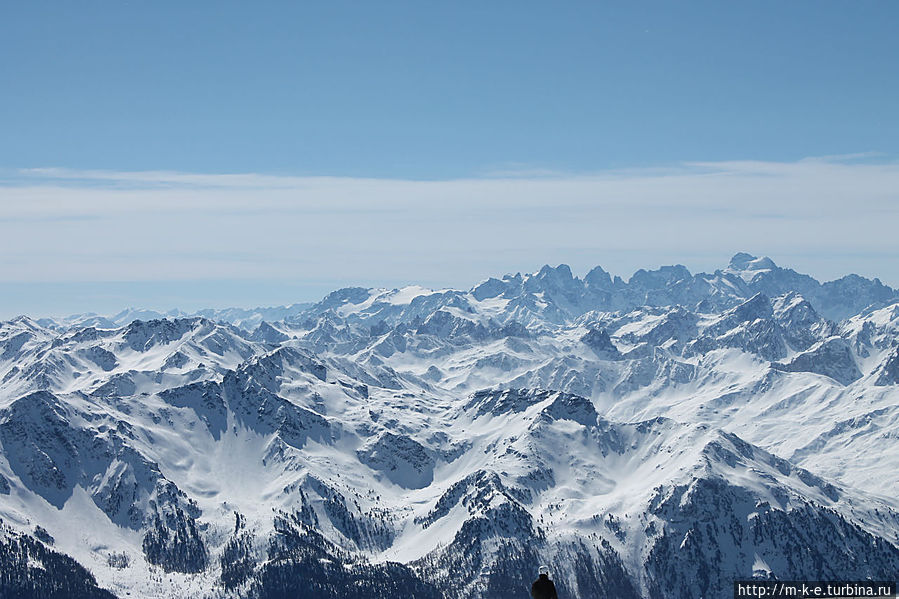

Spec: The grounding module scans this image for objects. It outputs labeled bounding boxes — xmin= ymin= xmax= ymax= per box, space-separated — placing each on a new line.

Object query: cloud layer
xmin=2 ymin=157 xmax=898 ymax=301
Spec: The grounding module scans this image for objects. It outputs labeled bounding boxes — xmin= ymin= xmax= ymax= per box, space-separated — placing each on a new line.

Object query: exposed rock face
xmin=875 ymin=346 xmax=899 ymax=386
xmin=772 ymin=337 xmax=863 ymax=385
xmin=581 ymin=327 xmax=622 ymax=360
xmin=357 ymin=432 xmax=436 ymax=489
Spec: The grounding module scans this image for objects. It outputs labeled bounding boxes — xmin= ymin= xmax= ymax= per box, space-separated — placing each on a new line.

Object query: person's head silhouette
xmin=531 ymin=566 xmax=558 ymax=599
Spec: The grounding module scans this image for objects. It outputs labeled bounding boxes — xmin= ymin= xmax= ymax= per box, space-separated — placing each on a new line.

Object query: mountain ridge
xmin=2 ymin=253 xmax=899 ymax=598
xmin=31 ymin=253 xmax=899 ymax=331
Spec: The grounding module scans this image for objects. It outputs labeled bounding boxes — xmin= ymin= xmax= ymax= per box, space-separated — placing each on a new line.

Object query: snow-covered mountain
xmin=2 ymin=253 xmax=899 ymax=598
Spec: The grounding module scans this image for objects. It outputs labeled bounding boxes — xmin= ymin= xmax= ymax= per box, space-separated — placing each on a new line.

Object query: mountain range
xmin=2 ymin=253 xmax=899 ymax=598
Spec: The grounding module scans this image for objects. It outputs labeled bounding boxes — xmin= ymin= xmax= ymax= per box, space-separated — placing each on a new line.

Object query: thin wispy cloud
xmin=2 ymin=157 xmax=898 ymax=296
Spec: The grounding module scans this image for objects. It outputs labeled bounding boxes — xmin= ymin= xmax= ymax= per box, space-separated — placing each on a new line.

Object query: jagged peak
xmin=584 ymin=264 xmax=613 ymax=288
xmin=250 ymin=320 xmax=290 ymax=343
xmin=466 ymin=387 xmax=558 ymax=417
xmin=236 ymin=345 xmax=327 ymax=387
xmin=581 ymin=327 xmax=622 ymax=359
xmin=730 ymin=292 xmax=774 ymax=320
xmin=316 ymin=286 xmax=374 ymax=308
xmin=470 ymin=277 xmax=507 ymax=300
xmin=10 ymin=314 xmax=37 ymax=325
xmin=124 ymin=315 xmax=213 ymax=332
xmin=531 ymin=263 xmax=575 ymax=282
xmin=119 ymin=316 xmax=219 ymax=353
xmin=0 ymin=390 xmax=67 ymax=424
xmin=728 ymin=252 xmax=777 ymax=271
xmin=539 ymin=391 xmax=598 ymax=426
xmin=628 ymin=264 xmax=692 ymax=287
xmin=3 ymin=315 xmax=49 ymax=335
xmin=772 ymin=290 xmax=814 ymax=313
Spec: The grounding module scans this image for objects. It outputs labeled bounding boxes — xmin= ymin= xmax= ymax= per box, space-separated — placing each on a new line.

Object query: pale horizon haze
xmin=2 ymin=2 xmax=897 ymax=318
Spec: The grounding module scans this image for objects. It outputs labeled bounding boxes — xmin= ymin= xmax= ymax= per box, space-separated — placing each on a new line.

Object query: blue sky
xmin=1 ymin=2 xmax=898 ymax=317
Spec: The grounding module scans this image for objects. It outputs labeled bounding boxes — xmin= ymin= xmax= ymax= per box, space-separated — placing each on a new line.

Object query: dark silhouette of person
xmin=531 ymin=570 xmax=558 ymax=599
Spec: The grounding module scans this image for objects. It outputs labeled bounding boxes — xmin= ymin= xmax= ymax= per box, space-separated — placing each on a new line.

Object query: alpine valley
xmin=2 ymin=253 xmax=899 ymax=599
